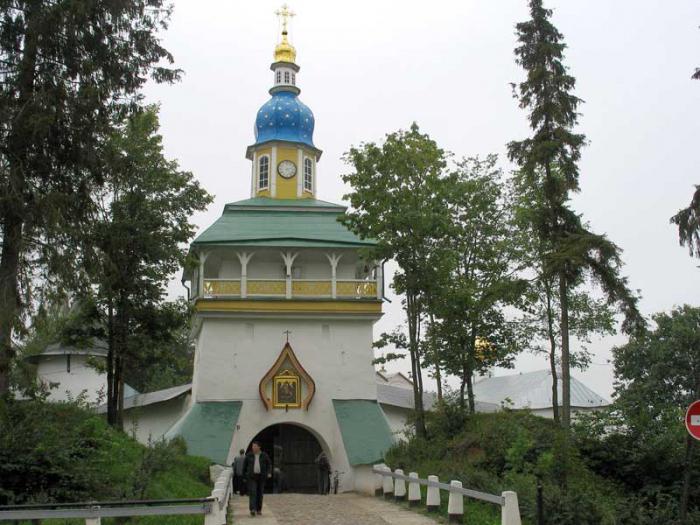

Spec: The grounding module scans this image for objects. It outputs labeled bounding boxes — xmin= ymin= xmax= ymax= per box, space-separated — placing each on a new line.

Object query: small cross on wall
xmin=283 ymin=330 xmax=292 ymax=343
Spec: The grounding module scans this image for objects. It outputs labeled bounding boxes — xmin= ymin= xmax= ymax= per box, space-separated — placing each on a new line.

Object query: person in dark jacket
xmin=232 ymin=449 xmax=246 ymax=495
xmin=315 ymin=451 xmax=331 ymax=494
xmin=242 ymin=441 xmax=272 ymax=516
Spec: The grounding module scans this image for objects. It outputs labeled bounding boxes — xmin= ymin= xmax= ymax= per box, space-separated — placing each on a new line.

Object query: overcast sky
xmin=150 ymin=0 xmax=700 ymax=399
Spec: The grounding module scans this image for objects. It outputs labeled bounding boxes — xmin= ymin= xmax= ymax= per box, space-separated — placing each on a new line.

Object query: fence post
xmin=448 ymin=480 xmax=464 ymax=523
xmin=394 ymin=469 xmax=406 ymax=501
xmin=382 ymin=467 xmax=394 ymax=499
xmin=85 ymin=506 xmax=101 ymax=525
xmin=408 ymin=472 xmax=421 ymax=507
xmin=373 ymin=464 xmax=385 ymax=496
xmin=426 ymin=475 xmax=440 ymax=512
xmin=501 ymin=491 xmax=522 ymax=525
xmin=203 ymin=500 xmax=222 ymax=525
xmin=373 ymin=464 xmax=384 ymax=496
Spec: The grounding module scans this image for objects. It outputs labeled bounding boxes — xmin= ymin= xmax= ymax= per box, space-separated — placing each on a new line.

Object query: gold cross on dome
xmin=276 ymin=4 xmax=295 ymax=34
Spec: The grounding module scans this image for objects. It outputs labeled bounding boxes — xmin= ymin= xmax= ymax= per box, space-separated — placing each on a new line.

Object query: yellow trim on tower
xmin=195 ymin=299 xmax=382 ymax=315
xmin=275 ymin=146 xmax=299 ymax=199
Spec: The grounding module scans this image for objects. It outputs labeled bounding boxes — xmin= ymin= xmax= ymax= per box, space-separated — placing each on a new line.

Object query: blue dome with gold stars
xmin=254 ymin=91 xmax=315 ymax=148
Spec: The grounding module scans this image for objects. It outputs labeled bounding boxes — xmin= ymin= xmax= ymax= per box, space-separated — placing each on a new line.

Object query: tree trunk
xmin=459 ymin=361 xmax=467 ymax=410
xmin=467 ymin=327 xmax=477 ymax=414
xmin=117 ymin=358 xmax=125 ymax=430
xmin=114 ymin=299 xmax=128 ymax=431
xmin=466 ymin=368 xmax=475 ymax=414
xmin=544 ymin=281 xmax=559 ymax=424
xmin=428 ymin=314 xmax=443 ymax=402
xmin=680 ymin=432 xmax=695 ymax=523
xmin=114 ymin=352 xmax=123 ymax=430
xmin=107 ymin=298 xmax=116 ymax=426
xmin=434 ymin=360 xmax=443 ymax=402
xmin=0 ymin=1 xmax=40 ymax=396
xmin=0 ymin=215 xmax=22 ymax=396
xmin=558 ymin=273 xmax=571 ymax=429
xmin=406 ymin=293 xmax=426 ymax=438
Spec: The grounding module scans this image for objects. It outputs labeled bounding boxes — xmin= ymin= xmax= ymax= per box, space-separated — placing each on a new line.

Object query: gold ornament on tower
xmin=274 ymin=4 xmax=296 ymax=63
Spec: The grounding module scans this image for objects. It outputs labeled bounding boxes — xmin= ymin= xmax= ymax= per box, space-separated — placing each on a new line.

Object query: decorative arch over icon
xmin=259 ymin=342 xmax=315 ymax=410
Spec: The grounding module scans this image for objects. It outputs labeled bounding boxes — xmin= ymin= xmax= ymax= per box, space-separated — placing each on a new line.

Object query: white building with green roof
xmin=164 ymin=11 xmax=394 ymax=494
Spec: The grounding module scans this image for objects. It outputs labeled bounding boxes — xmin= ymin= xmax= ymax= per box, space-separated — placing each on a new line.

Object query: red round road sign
xmin=686 ymin=400 xmax=700 ymax=441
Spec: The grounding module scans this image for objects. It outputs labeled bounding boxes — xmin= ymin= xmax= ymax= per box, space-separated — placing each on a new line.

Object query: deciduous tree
xmin=79 ymin=107 xmax=210 ymax=427
xmin=432 ymin=156 xmax=527 ymax=413
xmin=342 ymin=124 xmax=451 ymax=437
xmin=612 ymin=305 xmax=700 ymax=522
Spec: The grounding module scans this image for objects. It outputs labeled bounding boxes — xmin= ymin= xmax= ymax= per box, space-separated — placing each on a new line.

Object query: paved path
xmin=229 ymin=493 xmax=440 ymax=525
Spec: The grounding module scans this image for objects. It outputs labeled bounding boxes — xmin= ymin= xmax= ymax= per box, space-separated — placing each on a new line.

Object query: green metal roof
xmin=333 ymin=399 xmax=394 ymax=466
xmin=192 ymin=197 xmax=374 ymax=248
xmin=225 ymin=197 xmax=344 ymax=210
xmin=165 ymin=401 xmax=241 ymax=464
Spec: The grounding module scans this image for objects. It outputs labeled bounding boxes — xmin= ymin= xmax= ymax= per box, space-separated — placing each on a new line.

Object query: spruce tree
xmin=671 ymin=187 xmax=700 ymax=257
xmin=0 ymin=0 xmax=179 ymax=396
xmin=508 ymin=0 xmax=644 ymax=429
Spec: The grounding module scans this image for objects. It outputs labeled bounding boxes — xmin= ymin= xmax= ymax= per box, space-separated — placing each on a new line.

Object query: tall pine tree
xmin=508 ymin=0 xmax=644 ymax=430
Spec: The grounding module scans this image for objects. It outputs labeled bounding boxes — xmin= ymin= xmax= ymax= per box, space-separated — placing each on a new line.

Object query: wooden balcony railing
xmin=337 ymin=280 xmax=377 ymax=298
xmin=201 ymin=278 xmax=379 ymax=300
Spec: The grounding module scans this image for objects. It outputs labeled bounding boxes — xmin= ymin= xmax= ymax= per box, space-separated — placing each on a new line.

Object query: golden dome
xmin=274 ymin=31 xmax=296 ymax=63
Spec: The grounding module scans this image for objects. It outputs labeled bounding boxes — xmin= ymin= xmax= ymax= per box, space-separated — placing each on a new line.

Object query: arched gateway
xmin=249 ymin=423 xmax=323 ymax=493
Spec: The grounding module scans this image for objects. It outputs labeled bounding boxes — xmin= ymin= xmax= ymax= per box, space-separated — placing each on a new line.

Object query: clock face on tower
xmin=277 ymin=160 xmax=297 ymax=179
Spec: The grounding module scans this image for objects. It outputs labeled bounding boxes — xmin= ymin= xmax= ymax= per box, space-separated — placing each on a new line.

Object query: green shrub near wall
xmin=385 ymin=409 xmax=633 ymax=525
xmin=0 ymin=399 xmax=212 ymax=525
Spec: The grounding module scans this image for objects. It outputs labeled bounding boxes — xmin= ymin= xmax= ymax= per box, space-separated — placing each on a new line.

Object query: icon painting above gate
xmin=259 ymin=342 xmax=315 ymax=410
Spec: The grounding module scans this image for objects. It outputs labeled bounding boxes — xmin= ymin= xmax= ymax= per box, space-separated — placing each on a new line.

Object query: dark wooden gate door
xmin=250 ymin=423 xmax=322 ymax=493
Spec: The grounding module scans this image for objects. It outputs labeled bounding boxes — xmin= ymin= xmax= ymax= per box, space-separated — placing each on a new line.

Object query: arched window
xmin=276 ymin=71 xmax=281 ymax=84
xmin=292 ymin=73 xmax=296 ymax=85
xmin=284 ymin=71 xmax=290 ymax=84
xmin=304 ymin=158 xmax=313 ymax=192
xmin=258 ymin=156 xmax=270 ymax=190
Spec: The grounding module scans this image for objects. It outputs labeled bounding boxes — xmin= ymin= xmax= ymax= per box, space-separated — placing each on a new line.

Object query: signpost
xmin=685 ymin=400 xmax=700 ymax=441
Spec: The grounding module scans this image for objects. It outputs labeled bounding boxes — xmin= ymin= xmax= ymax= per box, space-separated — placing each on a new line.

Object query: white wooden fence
xmin=0 ymin=467 xmax=233 ymax=525
xmin=373 ymin=465 xmax=521 ymax=525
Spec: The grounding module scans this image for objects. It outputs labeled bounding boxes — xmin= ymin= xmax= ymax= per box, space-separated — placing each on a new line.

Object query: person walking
xmin=232 ymin=449 xmax=246 ymax=495
xmin=315 ymin=451 xmax=330 ymax=495
xmin=243 ymin=441 xmax=272 ymax=516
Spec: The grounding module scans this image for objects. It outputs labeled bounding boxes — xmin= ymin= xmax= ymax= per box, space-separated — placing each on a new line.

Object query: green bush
xmin=385 ymin=406 xmax=634 ymax=525
xmin=0 ymin=398 xmax=212 ymax=525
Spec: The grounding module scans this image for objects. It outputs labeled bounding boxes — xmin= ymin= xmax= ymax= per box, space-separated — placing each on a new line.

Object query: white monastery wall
xmin=247 ymin=262 xmax=285 ymax=279
xmin=380 ymin=404 xmax=411 ymax=440
xmin=37 ymin=355 xmax=106 ymax=404
xmin=336 ymin=264 xmax=358 ymax=279
xmin=218 ymin=258 xmax=242 ymax=279
xmin=193 ymin=317 xmax=376 ymax=402
xmin=296 ymin=261 xmax=330 ymax=278
xmin=124 ymin=395 xmax=191 ymax=444
xmin=193 ymin=315 xmax=378 ymax=492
